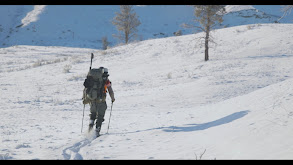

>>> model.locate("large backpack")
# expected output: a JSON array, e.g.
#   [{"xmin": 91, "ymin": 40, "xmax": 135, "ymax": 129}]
[{"xmin": 83, "ymin": 67, "xmax": 109, "ymax": 104}]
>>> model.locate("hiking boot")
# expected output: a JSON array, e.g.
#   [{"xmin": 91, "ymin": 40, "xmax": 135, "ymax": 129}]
[
  {"xmin": 95, "ymin": 126, "xmax": 101, "ymax": 137},
  {"xmin": 88, "ymin": 124, "xmax": 94, "ymax": 132},
  {"xmin": 88, "ymin": 120, "xmax": 95, "ymax": 132}
]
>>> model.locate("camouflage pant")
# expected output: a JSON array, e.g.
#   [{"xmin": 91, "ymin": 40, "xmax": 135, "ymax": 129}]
[{"xmin": 89, "ymin": 101, "xmax": 107, "ymax": 128}]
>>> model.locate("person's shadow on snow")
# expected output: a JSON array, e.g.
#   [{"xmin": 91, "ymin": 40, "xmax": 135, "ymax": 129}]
[
  {"xmin": 163, "ymin": 110, "xmax": 250, "ymax": 132},
  {"xmin": 111, "ymin": 110, "xmax": 249, "ymax": 135}
]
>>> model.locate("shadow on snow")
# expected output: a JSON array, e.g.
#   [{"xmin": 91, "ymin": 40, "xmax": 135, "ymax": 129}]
[
  {"xmin": 113, "ymin": 110, "xmax": 250, "ymax": 135},
  {"xmin": 163, "ymin": 110, "xmax": 249, "ymax": 132}
]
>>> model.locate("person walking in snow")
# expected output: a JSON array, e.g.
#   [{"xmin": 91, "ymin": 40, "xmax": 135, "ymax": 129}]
[{"xmin": 83, "ymin": 67, "xmax": 115, "ymax": 137}]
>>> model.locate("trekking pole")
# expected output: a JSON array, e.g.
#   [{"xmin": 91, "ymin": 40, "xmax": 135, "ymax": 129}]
[
  {"xmin": 90, "ymin": 53, "xmax": 94, "ymax": 71},
  {"xmin": 81, "ymin": 104, "xmax": 85, "ymax": 133},
  {"xmin": 106, "ymin": 102, "xmax": 114, "ymax": 134},
  {"xmin": 81, "ymin": 53, "xmax": 94, "ymax": 133}
]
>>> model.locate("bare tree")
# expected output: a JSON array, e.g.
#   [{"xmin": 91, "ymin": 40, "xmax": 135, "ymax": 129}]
[
  {"xmin": 279, "ymin": 5, "xmax": 293, "ymax": 21},
  {"xmin": 112, "ymin": 5, "xmax": 141, "ymax": 44},
  {"xmin": 184, "ymin": 5, "xmax": 225, "ymax": 61},
  {"xmin": 102, "ymin": 36, "xmax": 109, "ymax": 50}
]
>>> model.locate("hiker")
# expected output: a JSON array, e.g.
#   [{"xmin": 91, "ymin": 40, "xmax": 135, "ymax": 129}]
[{"xmin": 83, "ymin": 67, "xmax": 115, "ymax": 136}]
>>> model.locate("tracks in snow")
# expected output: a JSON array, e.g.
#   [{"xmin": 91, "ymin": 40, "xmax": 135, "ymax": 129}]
[
  {"xmin": 62, "ymin": 131, "xmax": 107, "ymax": 160},
  {"xmin": 62, "ymin": 139, "xmax": 91, "ymax": 160}
]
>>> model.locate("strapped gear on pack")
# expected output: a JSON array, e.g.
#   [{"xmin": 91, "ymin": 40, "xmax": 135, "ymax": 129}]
[{"xmin": 83, "ymin": 67, "xmax": 109, "ymax": 104}]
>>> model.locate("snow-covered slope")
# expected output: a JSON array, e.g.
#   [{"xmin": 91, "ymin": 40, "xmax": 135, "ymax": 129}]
[
  {"xmin": 1, "ymin": 5, "xmax": 292, "ymax": 49},
  {"xmin": 225, "ymin": 5, "xmax": 256, "ymax": 13},
  {"xmin": 0, "ymin": 5, "xmax": 195, "ymax": 49},
  {"xmin": 223, "ymin": 5, "xmax": 282, "ymax": 27},
  {"xmin": 21, "ymin": 5, "xmax": 46, "ymax": 27},
  {"xmin": 1, "ymin": 23, "xmax": 293, "ymax": 159}
]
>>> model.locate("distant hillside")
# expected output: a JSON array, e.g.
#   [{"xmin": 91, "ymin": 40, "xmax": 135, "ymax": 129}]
[
  {"xmin": 223, "ymin": 5, "xmax": 282, "ymax": 27},
  {"xmin": 0, "ymin": 5, "xmax": 292, "ymax": 49}
]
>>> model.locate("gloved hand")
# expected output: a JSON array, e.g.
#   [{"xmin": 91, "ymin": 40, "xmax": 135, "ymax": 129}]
[{"xmin": 112, "ymin": 98, "xmax": 115, "ymax": 103}]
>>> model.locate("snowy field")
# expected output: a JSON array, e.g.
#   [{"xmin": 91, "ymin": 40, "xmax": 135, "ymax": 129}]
[{"xmin": 1, "ymin": 23, "xmax": 293, "ymax": 159}]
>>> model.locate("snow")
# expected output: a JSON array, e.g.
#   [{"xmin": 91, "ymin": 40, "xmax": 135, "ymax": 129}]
[
  {"xmin": 1, "ymin": 23, "xmax": 293, "ymax": 159},
  {"xmin": 21, "ymin": 5, "xmax": 46, "ymax": 27},
  {"xmin": 225, "ymin": 5, "xmax": 256, "ymax": 13},
  {"xmin": 1, "ymin": 5, "xmax": 293, "ymax": 160}
]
